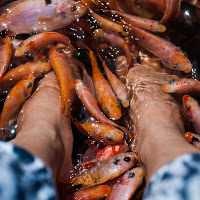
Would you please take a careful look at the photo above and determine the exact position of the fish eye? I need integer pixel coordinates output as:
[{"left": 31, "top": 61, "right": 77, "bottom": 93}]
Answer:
[
  {"left": 71, "top": 5, "right": 77, "bottom": 12},
  {"left": 19, "top": 42, "right": 23, "bottom": 47},
  {"left": 169, "top": 79, "right": 176, "bottom": 84},
  {"left": 73, "top": 184, "right": 82, "bottom": 189},
  {"left": 27, "top": 82, "right": 33, "bottom": 88},
  {"left": 45, "top": 0, "right": 52, "bottom": 5},
  {"left": 185, "top": 104, "right": 190, "bottom": 111},
  {"left": 0, "top": 41, "right": 5, "bottom": 46},
  {"left": 172, "top": 64, "right": 179, "bottom": 69},
  {"left": 40, "top": 71, "right": 46, "bottom": 76},
  {"left": 123, "top": 27, "right": 128, "bottom": 32},
  {"left": 24, "top": 51, "right": 33, "bottom": 60},
  {"left": 124, "top": 157, "right": 131, "bottom": 162},
  {"left": 128, "top": 172, "right": 135, "bottom": 178}
]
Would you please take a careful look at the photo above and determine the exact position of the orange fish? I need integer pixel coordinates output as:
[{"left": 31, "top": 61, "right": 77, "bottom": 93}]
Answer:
[
  {"left": 75, "top": 79, "right": 117, "bottom": 126},
  {"left": 71, "top": 58, "right": 95, "bottom": 94},
  {"left": 0, "top": 37, "right": 12, "bottom": 78},
  {"left": 107, "top": 167, "right": 144, "bottom": 200},
  {"left": 0, "top": 61, "right": 51, "bottom": 95},
  {"left": 72, "top": 152, "right": 138, "bottom": 188},
  {"left": 87, "top": 48, "right": 121, "bottom": 120},
  {"left": 163, "top": 78, "right": 200, "bottom": 94},
  {"left": 183, "top": 95, "right": 200, "bottom": 134},
  {"left": 49, "top": 46, "right": 75, "bottom": 116},
  {"left": 111, "top": 10, "right": 166, "bottom": 32},
  {"left": 90, "top": 11, "right": 129, "bottom": 36},
  {"left": 70, "top": 185, "right": 111, "bottom": 200},
  {"left": 128, "top": 25, "right": 192, "bottom": 73},
  {"left": 0, "top": 0, "right": 87, "bottom": 34},
  {"left": 75, "top": 121, "right": 124, "bottom": 144},
  {"left": 99, "top": 54, "right": 129, "bottom": 108},
  {"left": 96, "top": 142, "right": 129, "bottom": 159},
  {"left": 185, "top": 132, "right": 200, "bottom": 149},
  {"left": 93, "top": 29, "right": 131, "bottom": 66},
  {"left": 15, "top": 32, "right": 71, "bottom": 57},
  {"left": 0, "top": 73, "right": 35, "bottom": 138}
]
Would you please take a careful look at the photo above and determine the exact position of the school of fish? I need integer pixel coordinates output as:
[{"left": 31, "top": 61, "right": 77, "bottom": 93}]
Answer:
[{"left": 0, "top": 0, "right": 200, "bottom": 199}]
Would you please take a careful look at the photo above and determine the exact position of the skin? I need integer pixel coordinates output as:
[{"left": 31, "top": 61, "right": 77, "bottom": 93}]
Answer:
[
  {"left": 11, "top": 72, "right": 74, "bottom": 197},
  {"left": 127, "top": 64, "right": 199, "bottom": 181}
]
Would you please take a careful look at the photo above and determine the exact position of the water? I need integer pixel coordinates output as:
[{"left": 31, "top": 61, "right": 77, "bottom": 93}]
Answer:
[{"left": 0, "top": 1, "right": 200, "bottom": 198}]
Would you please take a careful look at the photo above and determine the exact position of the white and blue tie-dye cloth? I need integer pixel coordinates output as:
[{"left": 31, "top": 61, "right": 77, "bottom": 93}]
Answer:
[{"left": 0, "top": 141, "right": 199, "bottom": 200}]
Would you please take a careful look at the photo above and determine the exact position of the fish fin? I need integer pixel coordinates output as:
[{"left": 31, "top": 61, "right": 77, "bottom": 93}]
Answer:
[
  {"left": 80, "top": 160, "right": 96, "bottom": 170},
  {"left": 60, "top": 98, "right": 65, "bottom": 114},
  {"left": 72, "top": 119, "right": 88, "bottom": 135}
]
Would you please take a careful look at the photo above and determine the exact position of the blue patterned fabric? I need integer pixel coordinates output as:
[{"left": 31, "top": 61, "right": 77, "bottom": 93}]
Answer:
[
  {"left": 143, "top": 153, "right": 200, "bottom": 200},
  {"left": 0, "top": 141, "right": 57, "bottom": 200},
  {"left": 0, "top": 141, "right": 199, "bottom": 200}
]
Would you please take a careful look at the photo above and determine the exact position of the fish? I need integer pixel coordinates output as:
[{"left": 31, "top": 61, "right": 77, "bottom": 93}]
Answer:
[
  {"left": 128, "top": 25, "right": 192, "bottom": 73},
  {"left": 0, "top": 37, "right": 12, "bottom": 78},
  {"left": 87, "top": 48, "right": 122, "bottom": 120},
  {"left": 71, "top": 58, "right": 95, "bottom": 94},
  {"left": 107, "top": 167, "right": 144, "bottom": 200},
  {"left": 70, "top": 185, "right": 111, "bottom": 200},
  {"left": 0, "top": 0, "right": 87, "bottom": 34},
  {"left": 72, "top": 152, "right": 138, "bottom": 188},
  {"left": 183, "top": 95, "right": 200, "bottom": 134},
  {"left": 110, "top": 10, "right": 166, "bottom": 32},
  {"left": 49, "top": 46, "right": 75, "bottom": 116},
  {"left": 185, "top": 132, "right": 200, "bottom": 149},
  {"left": 74, "top": 121, "right": 124, "bottom": 144},
  {"left": 74, "top": 79, "right": 117, "bottom": 127},
  {"left": 15, "top": 32, "right": 71, "bottom": 57},
  {"left": 162, "top": 78, "right": 200, "bottom": 94},
  {"left": 75, "top": 79, "right": 132, "bottom": 140},
  {"left": 98, "top": 54, "right": 129, "bottom": 108},
  {"left": 0, "top": 61, "right": 51, "bottom": 95},
  {"left": 96, "top": 142, "right": 129, "bottom": 159},
  {"left": 0, "top": 73, "right": 35, "bottom": 138},
  {"left": 93, "top": 29, "right": 131, "bottom": 66},
  {"left": 89, "top": 10, "right": 129, "bottom": 36}
]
